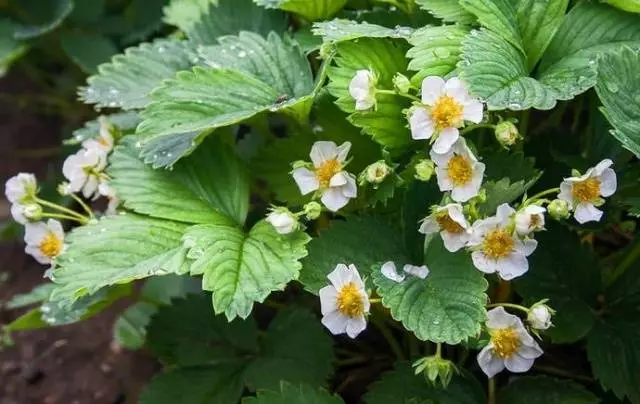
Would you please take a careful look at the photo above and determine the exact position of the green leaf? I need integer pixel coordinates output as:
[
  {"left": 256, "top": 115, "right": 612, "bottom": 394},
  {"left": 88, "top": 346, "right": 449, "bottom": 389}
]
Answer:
[
  {"left": 516, "top": 0, "right": 569, "bottom": 72},
  {"left": 415, "top": 0, "right": 476, "bottom": 24},
  {"left": 109, "top": 136, "right": 249, "bottom": 225},
  {"left": 327, "top": 38, "right": 412, "bottom": 150},
  {"left": 407, "top": 25, "right": 470, "bottom": 85},
  {"left": 538, "top": 3, "right": 640, "bottom": 102},
  {"left": 515, "top": 225, "right": 602, "bottom": 343},
  {"left": 50, "top": 215, "right": 190, "bottom": 305},
  {"left": 478, "top": 175, "right": 542, "bottom": 216},
  {"left": 459, "top": 0, "right": 521, "bottom": 50},
  {"left": 184, "top": 220, "right": 310, "bottom": 320},
  {"left": 5, "top": 283, "right": 57, "bottom": 309},
  {"left": 140, "top": 274, "right": 201, "bottom": 305},
  {"left": 300, "top": 216, "right": 409, "bottom": 293},
  {"left": 498, "top": 376, "right": 599, "bottom": 404},
  {"left": 312, "top": 19, "right": 414, "bottom": 43},
  {"left": 13, "top": 0, "right": 74, "bottom": 39},
  {"left": 60, "top": 32, "right": 119, "bottom": 74},
  {"left": 163, "top": 0, "right": 215, "bottom": 32},
  {"left": 244, "top": 383, "right": 344, "bottom": 404},
  {"left": 113, "top": 301, "right": 157, "bottom": 350},
  {"left": 373, "top": 237, "right": 487, "bottom": 344},
  {"left": 254, "top": 0, "right": 347, "bottom": 21},
  {"left": 596, "top": 47, "right": 640, "bottom": 159},
  {"left": 187, "top": 0, "right": 287, "bottom": 45},
  {"left": 66, "top": 111, "right": 140, "bottom": 145},
  {"left": 80, "top": 39, "right": 200, "bottom": 110},
  {"left": 364, "top": 362, "right": 484, "bottom": 404},
  {"left": 0, "top": 19, "right": 28, "bottom": 77}
]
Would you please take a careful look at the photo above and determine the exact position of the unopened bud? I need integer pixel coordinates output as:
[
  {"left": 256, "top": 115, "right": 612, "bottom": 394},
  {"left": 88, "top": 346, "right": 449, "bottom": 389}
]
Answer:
[
  {"left": 393, "top": 73, "right": 412, "bottom": 94},
  {"left": 303, "top": 201, "right": 322, "bottom": 220},
  {"left": 413, "top": 356, "right": 457, "bottom": 388},
  {"left": 265, "top": 207, "right": 299, "bottom": 235},
  {"left": 494, "top": 121, "right": 519, "bottom": 148},
  {"left": 548, "top": 199, "right": 570, "bottom": 220},
  {"left": 414, "top": 159, "right": 435, "bottom": 182},
  {"left": 23, "top": 204, "right": 42, "bottom": 220},
  {"left": 57, "top": 182, "right": 72, "bottom": 196},
  {"left": 527, "top": 301, "right": 555, "bottom": 330},
  {"left": 362, "top": 160, "right": 390, "bottom": 185}
]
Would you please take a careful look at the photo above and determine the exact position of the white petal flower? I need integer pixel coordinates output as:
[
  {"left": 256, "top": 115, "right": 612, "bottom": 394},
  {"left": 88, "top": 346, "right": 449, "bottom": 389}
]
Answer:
[
  {"left": 381, "top": 261, "right": 406, "bottom": 283},
  {"left": 528, "top": 305, "right": 553, "bottom": 330},
  {"left": 515, "top": 205, "right": 546, "bottom": 236},
  {"left": 82, "top": 116, "right": 115, "bottom": 154},
  {"left": 11, "top": 203, "right": 41, "bottom": 224},
  {"left": 409, "top": 76, "right": 484, "bottom": 154},
  {"left": 265, "top": 208, "right": 298, "bottom": 235},
  {"left": 468, "top": 204, "right": 536, "bottom": 280},
  {"left": 349, "top": 70, "right": 376, "bottom": 110},
  {"left": 63, "top": 148, "right": 108, "bottom": 199},
  {"left": 319, "top": 264, "right": 370, "bottom": 338},
  {"left": 24, "top": 219, "right": 65, "bottom": 265},
  {"left": 477, "top": 307, "right": 543, "bottom": 377},
  {"left": 403, "top": 264, "right": 430, "bottom": 279},
  {"left": 292, "top": 141, "right": 357, "bottom": 212},
  {"left": 419, "top": 203, "right": 471, "bottom": 252},
  {"left": 558, "top": 159, "right": 617, "bottom": 224},
  {"left": 5, "top": 173, "right": 37, "bottom": 203},
  {"left": 430, "top": 138, "right": 485, "bottom": 202}
]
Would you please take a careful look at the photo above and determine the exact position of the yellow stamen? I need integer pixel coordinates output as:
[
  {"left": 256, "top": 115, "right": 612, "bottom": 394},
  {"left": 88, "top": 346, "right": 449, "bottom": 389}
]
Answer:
[
  {"left": 491, "top": 327, "right": 521, "bottom": 359},
  {"left": 435, "top": 211, "right": 465, "bottom": 234},
  {"left": 572, "top": 177, "right": 601, "bottom": 203},
  {"left": 447, "top": 155, "right": 473, "bottom": 186},
  {"left": 483, "top": 228, "right": 514, "bottom": 260},
  {"left": 431, "top": 95, "right": 464, "bottom": 130},
  {"left": 39, "top": 232, "right": 62, "bottom": 258},
  {"left": 316, "top": 159, "right": 342, "bottom": 189},
  {"left": 337, "top": 282, "right": 365, "bottom": 318}
]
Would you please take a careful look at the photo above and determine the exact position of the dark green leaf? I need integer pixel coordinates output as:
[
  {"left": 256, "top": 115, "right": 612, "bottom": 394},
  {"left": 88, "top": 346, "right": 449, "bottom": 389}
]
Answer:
[
  {"left": 60, "top": 32, "right": 119, "bottom": 74},
  {"left": 243, "top": 382, "right": 344, "bottom": 404},
  {"left": 498, "top": 376, "right": 599, "bottom": 404}
]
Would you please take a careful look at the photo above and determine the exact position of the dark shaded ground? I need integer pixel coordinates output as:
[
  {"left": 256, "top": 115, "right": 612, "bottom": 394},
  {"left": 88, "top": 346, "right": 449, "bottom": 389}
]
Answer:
[{"left": 0, "top": 72, "right": 157, "bottom": 404}]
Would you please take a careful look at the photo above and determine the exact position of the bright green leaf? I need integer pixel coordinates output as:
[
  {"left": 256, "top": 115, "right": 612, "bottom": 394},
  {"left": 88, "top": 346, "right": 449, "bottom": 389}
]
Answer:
[
  {"left": 498, "top": 376, "right": 600, "bottom": 404},
  {"left": 163, "top": 0, "right": 215, "bottom": 32},
  {"left": 459, "top": 0, "right": 521, "bottom": 50},
  {"left": 243, "top": 383, "right": 344, "bottom": 404},
  {"left": 312, "top": 19, "right": 413, "bottom": 43},
  {"left": 184, "top": 220, "right": 310, "bottom": 320},
  {"left": 254, "top": 0, "right": 347, "bottom": 21},
  {"left": 373, "top": 237, "right": 487, "bottom": 344},
  {"left": 415, "top": 0, "right": 476, "bottom": 24}
]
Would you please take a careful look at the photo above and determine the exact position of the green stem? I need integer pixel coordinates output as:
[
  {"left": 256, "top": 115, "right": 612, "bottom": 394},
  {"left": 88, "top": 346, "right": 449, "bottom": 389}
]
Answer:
[
  {"left": 435, "top": 342, "right": 442, "bottom": 358},
  {"left": 41, "top": 212, "right": 88, "bottom": 225},
  {"left": 488, "top": 377, "right": 496, "bottom": 404},
  {"left": 461, "top": 123, "right": 496, "bottom": 134},
  {"left": 520, "top": 109, "right": 531, "bottom": 138},
  {"left": 376, "top": 89, "right": 421, "bottom": 103},
  {"left": 523, "top": 187, "right": 561, "bottom": 206},
  {"left": 369, "top": 298, "right": 382, "bottom": 304},
  {"left": 35, "top": 198, "right": 88, "bottom": 222},
  {"left": 69, "top": 193, "right": 95, "bottom": 219},
  {"left": 487, "top": 302, "right": 529, "bottom": 314},
  {"left": 371, "top": 315, "right": 405, "bottom": 361}
]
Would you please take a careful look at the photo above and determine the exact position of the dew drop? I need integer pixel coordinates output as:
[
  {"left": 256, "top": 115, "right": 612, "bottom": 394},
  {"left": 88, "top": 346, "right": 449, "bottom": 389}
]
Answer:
[
  {"left": 238, "top": 50, "right": 247, "bottom": 58},
  {"left": 605, "top": 82, "right": 620, "bottom": 93}
]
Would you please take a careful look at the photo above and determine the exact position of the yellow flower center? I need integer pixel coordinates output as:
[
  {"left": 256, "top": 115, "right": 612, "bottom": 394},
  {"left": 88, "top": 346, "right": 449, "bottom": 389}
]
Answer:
[
  {"left": 447, "top": 155, "right": 473, "bottom": 186},
  {"left": 39, "top": 232, "right": 62, "bottom": 258},
  {"left": 435, "top": 211, "right": 465, "bottom": 234},
  {"left": 482, "top": 228, "right": 514, "bottom": 260},
  {"left": 491, "top": 327, "right": 521, "bottom": 359},
  {"left": 431, "top": 95, "right": 464, "bottom": 130},
  {"left": 572, "top": 177, "right": 601, "bottom": 203},
  {"left": 337, "top": 282, "right": 365, "bottom": 318},
  {"left": 316, "top": 159, "right": 342, "bottom": 189}
]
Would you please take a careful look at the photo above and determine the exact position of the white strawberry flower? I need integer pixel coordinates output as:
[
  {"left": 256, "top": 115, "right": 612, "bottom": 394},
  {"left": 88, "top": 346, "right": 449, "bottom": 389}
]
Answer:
[
  {"left": 558, "top": 159, "right": 617, "bottom": 224},
  {"left": 477, "top": 307, "right": 543, "bottom": 377},
  {"left": 5, "top": 173, "right": 37, "bottom": 203},
  {"left": 82, "top": 116, "right": 114, "bottom": 154},
  {"left": 62, "top": 148, "right": 108, "bottom": 199},
  {"left": 430, "top": 138, "right": 485, "bottom": 203},
  {"left": 349, "top": 69, "right": 377, "bottom": 111},
  {"left": 468, "top": 204, "right": 537, "bottom": 281},
  {"left": 292, "top": 141, "right": 357, "bottom": 212},
  {"left": 24, "top": 219, "right": 65, "bottom": 265},
  {"left": 419, "top": 203, "right": 471, "bottom": 252},
  {"left": 409, "top": 76, "right": 483, "bottom": 154},
  {"left": 319, "top": 264, "right": 370, "bottom": 339},
  {"left": 515, "top": 205, "right": 546, "bottom": 236},
  {"left": 528, "top": 304, "right": 553, "bottom": 330},
  {"left": 265, "top": 207, "right": 298, "bottom": 235},
  {"left": 11, "top": 203, "right": 41, "bottom": 225}
]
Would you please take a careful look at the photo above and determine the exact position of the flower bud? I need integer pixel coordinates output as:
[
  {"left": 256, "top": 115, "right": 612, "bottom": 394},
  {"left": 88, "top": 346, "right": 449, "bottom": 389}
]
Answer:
[
  {"left": 527, "top": 302, "right": 554, "bottom": 330},
  {"left": 414, "top": 159, "right": 435, "bottom": 182},
  {"left": 266, "top": 208, "right": 299, "bottom": 235},
  {"left": 23, "top": 204, "right": 42, "bottom": 221},
  {"left": 303, "top": 201, "right": 323, "bottom": 220},
  {"left": 413, "top": 356, "right": 457, "bottom": 388},
  {"left": 57, "top": 182, "right": 72, "bottom": 196},
  {"left": 494, "top": 121, "right": 519, "bottom": 148},
  {"left": 393, "top": 73, "right": 412, "bottom": 94},
  {"left": 548, "top": 199, "right": 571, "bottom": 220},
  {"left": 362, "top": 160, "right": 390, "bottom": 185}
]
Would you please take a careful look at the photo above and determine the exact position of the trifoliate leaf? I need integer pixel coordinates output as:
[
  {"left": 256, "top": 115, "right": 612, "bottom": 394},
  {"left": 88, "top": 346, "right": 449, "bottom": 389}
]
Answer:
[
  {"left": 373, "top": 237, "right": 487, "bottom": 344},
  {"left": 113, "top": 301, "right": 157, "bottom": 350},
  {"left": 498, "top": 376, "right": 599, "bottom": 404},
  {"left": 60, "top": 32, "right": 119, "bottom": 74},
  {"left": 596, "top": 47, "right": 640, "bottom": 159},
  {"left": 459, "top": 0, "right": 522, "bottom": 50},
  {"left": 80, "top": 39, "right": 201, "bottom": 110},
  {"left": 516, "top": 0, "right": 569, "bottom": 72},
  {"left": 163, "top": 0, "right": 215, "bottom": 32},
  {"left": 254, "top": 0, "right": 347, "bottom": 22},
  {"left": 327, "top": 38, "right": 412, "bottom": 150},
  {"left": 312, "top": 19, "right": 414, "bottom": 43},
  {"left": 184, "top": 221, "right": 310, "bottom": 320},
  {"left": 13, "top": 0, "right": 74, "bottom": 40},
  {"left": 50, "top": 215, "right": 190, "bottom": 305},
  {"left": 364, "top": 362, "right": 485, "bottom": 404},
  {"left": 300, "top": 216, "right": 409, "bottom": 293},
  {"left": 407, "top": 25, "right": 470, "bottom": 85},
  {"left": 415, "top": 0, "right": 476, "bottom": 24},
  {"left": 515, "top": 225, "right": 602, "bottom": 343},
  {"left": 538, "top": 3, "right": 640, "bottom": 102},
  {"left": 186, "top": 0, "right": 287, "bottom": 45},
  {"left": 66, "top": 111, "right": 140, "bottom": 145},
  {"left": 244, "top": 383, "right": 344, "bottom": 404}
]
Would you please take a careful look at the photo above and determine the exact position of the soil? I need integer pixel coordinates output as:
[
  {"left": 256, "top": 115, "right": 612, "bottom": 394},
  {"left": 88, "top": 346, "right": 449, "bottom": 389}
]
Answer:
[{"left": 0, "top": 72, "right": 158, "bottom": 404}]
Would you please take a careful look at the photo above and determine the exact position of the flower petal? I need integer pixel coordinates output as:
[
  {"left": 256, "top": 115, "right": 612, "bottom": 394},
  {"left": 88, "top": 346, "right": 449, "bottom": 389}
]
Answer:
[
  {"left": 321, "top": 187, "right": 350, "bottom": 212},
  {"left": 403, "top": 264, "right": 430, "bottom": 279},
  {"left": 477, "top": 344, "right": 505, "bottom": 377},
  {"left": 329, "top": 172, "right": 348, "bottom": 187},
  {"left": 471, "top": 251, "right": 498, "bottom": 274},
  {"left": 574, "top": 203, "right": 603, "bottom": 224},
  {"left": 381, "top": 261, "right": 406, "bottom": 283},
  {"left": 292, "top": 168, "right": 320, "bottom": 195},
  {"left": 598, "top": 168, "right": 617, "bottom": 197},
  {"left": 441, "top": 231, "right": 469, "bottom": 252},
  {"left": 593, "top": 158, "right": 613, "bottom": 176},
  {"left": 319, "top": 285, "right": 338, "bottom": 315},
  {"left": 336, "top": 142, "right": 352, "bottom": 163},
  {"left": 345, "top": 316, "right": 367, "bottom": 338},
  {"left": 327, "top": 263, "right": 350, "bottom": 289},
  {"left": 487, "top": 306, "right": 521, "bottom": 329},
  {"left": 341, "top": 174, "right": 358, "bottom": 198},
  {"left": 496, "top": 252, "right": 529, "bottom": 280},
  {"left": 435, "top": 166, "right": 454, "bottom": 192},
  {"left": 463, "top": 100, "right": 484, "bottom": 123},
  {"left": 421, "top": 76, "right": 445, "bottom": 105},
  {"left": 432, "top": 127, "right": 460, "bottom": 154},
  {"left": 409, "top": 108, "right": 435, "bottom": 140},
  {"left": 310, "top": 141, "right": 338, "bottom": 167},
  {"left": 321, "top": 311, "right": 348, "bottom": 335},
  {"left": 504, "top": 354, "right": 535, "bottom": 373},
  {"left": 419, "top": 217, "right": 439, "bottom": 234}
]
